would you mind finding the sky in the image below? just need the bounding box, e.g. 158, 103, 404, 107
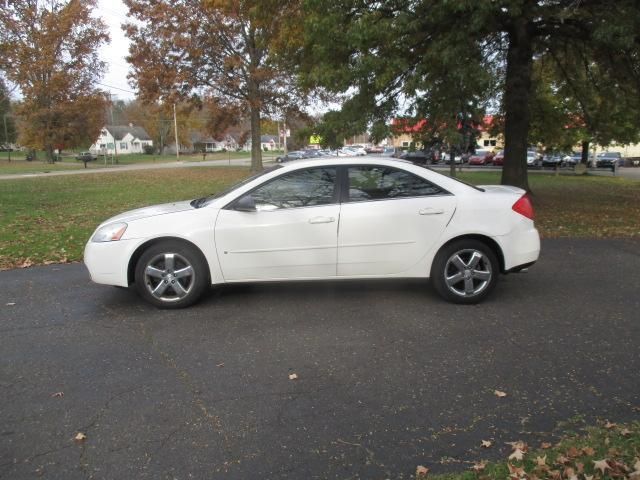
95, 0, 135, 101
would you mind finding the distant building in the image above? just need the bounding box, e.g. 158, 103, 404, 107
90, 124, 153, 155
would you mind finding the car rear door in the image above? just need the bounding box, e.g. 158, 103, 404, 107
337, 165, 456, 276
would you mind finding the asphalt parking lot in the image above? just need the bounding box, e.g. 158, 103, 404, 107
1, 238, 639, 479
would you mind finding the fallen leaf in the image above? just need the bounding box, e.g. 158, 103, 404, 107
509, 448, 525, 461
494, 390, 507, 398
506, 441, 528, 452
593, 459, 610, 474
555, 455, 570, 465
564, 467, 576, 479
536, 455, 547, 466
6, 302, 16, 306
634, 458, 640, 472
576, 462, 584, 473
481, 440, 492, 448
541, 442, 553, 449
548, 469, 562, 480
416, 465, 429, 477
472, 461, 487, 472
584, 476, 594, 480
567, 446, 580, 458
216, 363, 224, 368
50, 392, 64, 398
288, 373, 298, 380
604, 421, 617, 429
74, 432, 86, 443
620, 428, 632, 436
582, 447, 596, 456
20, 259, 33, 268
508, 463, 525, 478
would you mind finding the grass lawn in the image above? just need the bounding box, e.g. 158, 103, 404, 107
0, 168, 639, 269
426, 420, 640, 480
0, 150, 282, 175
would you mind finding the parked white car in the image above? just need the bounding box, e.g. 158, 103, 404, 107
85, 158, 540, 308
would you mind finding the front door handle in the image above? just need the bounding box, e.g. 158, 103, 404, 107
309, 216, 336, 224
419, 208, 444, 215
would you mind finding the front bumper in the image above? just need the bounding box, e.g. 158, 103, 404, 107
84, 239, 137, 287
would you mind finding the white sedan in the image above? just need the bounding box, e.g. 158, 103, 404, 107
84, 158, 540, 308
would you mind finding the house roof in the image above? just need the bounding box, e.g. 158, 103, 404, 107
104, 125, 152, 141
261, 135, 278, 143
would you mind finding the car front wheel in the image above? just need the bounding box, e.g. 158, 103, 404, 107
431, 240, 499, 304
134, 240, 209, 309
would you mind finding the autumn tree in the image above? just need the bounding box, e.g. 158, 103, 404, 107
0, 0, 109, 162
124, 0, 302, 171
0, 78, 17, 148
300, 0, 640, 190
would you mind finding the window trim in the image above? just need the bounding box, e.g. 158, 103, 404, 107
339, 165, 452, 204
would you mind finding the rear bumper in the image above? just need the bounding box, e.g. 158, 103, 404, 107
496, 225, 541, 272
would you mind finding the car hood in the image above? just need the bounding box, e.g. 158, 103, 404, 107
100, 200, 194, 226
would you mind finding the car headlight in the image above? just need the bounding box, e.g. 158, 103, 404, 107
92, 222, 128, 242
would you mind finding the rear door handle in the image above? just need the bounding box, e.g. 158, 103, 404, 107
309, 216, 336, 224
419, 208, 444, 215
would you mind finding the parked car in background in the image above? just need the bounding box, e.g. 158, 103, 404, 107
468, 150, 494, 165
276, 151, 307, 163
343, 146, 367, 156
365, 145, 384, 154
492, 150, 504, 166
76, 152, 97, 163
563, 152, 583, 166
399, 150, 431, 164
526, 151, 539, 167
84, 157, 540, 308
441, 152, 464, 164
596, 152, 623, 168
541, 152, 566, 167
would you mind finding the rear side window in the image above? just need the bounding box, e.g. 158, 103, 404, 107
347, 166, 445, 202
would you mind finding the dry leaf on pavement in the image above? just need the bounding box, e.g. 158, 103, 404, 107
416, 465, 429, 477
288, 373, 298, 380
50, 392, 64, 398
74, 432, 86, 443
494, 390, 507, 398
481, 440, 492, 448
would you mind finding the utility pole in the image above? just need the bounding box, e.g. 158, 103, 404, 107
173, 103, 179, 160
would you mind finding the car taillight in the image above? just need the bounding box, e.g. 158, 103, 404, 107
512, 194, 535, 220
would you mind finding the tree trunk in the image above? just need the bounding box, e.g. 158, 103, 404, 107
250, 103, 263, 172
449, 145, 456, 177
501, 18, 534, 191
581, 140, 590, 164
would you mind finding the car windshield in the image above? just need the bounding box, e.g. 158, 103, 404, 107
190, 165, 283, 208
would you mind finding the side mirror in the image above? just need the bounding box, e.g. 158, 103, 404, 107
234, 194, 256, 212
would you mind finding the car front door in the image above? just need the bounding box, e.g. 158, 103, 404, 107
337, 165, 456, 276
215, 167, 340, 281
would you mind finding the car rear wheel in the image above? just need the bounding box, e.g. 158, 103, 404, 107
431, 240, 499, 304
134, 240, 209, 309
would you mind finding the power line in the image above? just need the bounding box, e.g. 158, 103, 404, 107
96, 82, 135, 94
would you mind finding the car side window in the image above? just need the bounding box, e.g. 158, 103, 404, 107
347, 166, 445, 202
250, 167, 337, 211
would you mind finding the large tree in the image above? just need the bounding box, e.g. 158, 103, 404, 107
0, 78, 17, 148
300, 0, 640, 190
124, 0, 301, 171
0, 0, 109, 161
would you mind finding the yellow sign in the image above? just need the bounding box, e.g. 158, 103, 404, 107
309, 135, 322, 145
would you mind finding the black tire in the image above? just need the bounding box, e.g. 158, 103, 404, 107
431, 239, 499, 304
134, 240, 209, 309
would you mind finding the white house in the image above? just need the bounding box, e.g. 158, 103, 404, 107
90, 125, 153, 155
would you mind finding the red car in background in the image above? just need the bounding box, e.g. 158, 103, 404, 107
468, 150, 495, 165
492, 150, 504, 166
